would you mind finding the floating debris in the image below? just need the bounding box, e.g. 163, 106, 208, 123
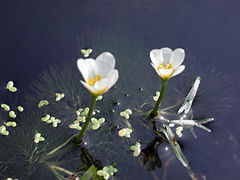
38, 100, 49, 108
34, 133, 45, 143
55, 93, 65, 101
81, 48, 92, 58
153, 91, 160, 101
130, 142, 141, 157
118, 128, 132, 138
91, 117, 105, 130
9, 111, 16, 118
1, 104, 10, 111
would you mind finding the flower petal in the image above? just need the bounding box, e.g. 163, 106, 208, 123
77, 58, 96, 82
81, 81, 98, 94
161, 47, 173, 65
150, 49, 163, 67
172, 65, 185, 77
106, 69, 119, 90
95, 52, 115, 77
170, 48, 185, 68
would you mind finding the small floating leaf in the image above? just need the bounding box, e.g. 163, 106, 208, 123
1, 104, 10, 111
17, 106, 24, 112
9, 86, 17, 92
96, 95, 103, 101
6, 81, 14, 89
118, 128, 132, 138
6, 121, 17, 127
9, 111, 16, 118
34, 132, 45, 143
81, 48, 92, 58
153, 91, 160, 101
38, 100, 49, 108
130, 142, 141, 157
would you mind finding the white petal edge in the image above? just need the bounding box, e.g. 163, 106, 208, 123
170, 48, 185, 68
172, 65, 185, 77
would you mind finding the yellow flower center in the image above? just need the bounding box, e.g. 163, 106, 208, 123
157, 63, 172, 71
157, 64, 175, 79
88, 75, 101, 86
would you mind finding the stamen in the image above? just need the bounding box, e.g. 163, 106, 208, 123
157, 63, 172, 70
88, 75, 101, 86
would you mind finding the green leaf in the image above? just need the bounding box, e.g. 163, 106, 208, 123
17, 106, 24, 112
161, 124, 190, 168
9, 86, 17, 92
81, 165, 102, 180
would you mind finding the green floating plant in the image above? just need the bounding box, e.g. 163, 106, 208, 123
0, 125, 9, 136
38, 100, 49, 108
130, 142, 141, 157
97, 165, 118, 180
34, 133, 45, 144
91, 117, 105, 130
153, 91, 160, 101
9, 111, 16, 118
55, 93, 65, 101
6, 81, 17, 92
17, 105, 24, 112
69, 122, 82, 130
175, 126, 183, 137
81, 107, 89, 116
41, 115, 61, 127
6, 121, 17, 127
120, 109, 132, 120
96, 95, 103, 101
1, 103, 10, 111
81, 48, 92, 58
118, 128, 132, 138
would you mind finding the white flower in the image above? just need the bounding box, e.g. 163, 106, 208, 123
150, 47, 185, 80
77, 52, 119, 95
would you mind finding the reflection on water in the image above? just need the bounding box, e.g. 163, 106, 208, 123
0, 29, 238, 180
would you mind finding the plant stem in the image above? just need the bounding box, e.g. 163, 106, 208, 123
150, 80, 168, 117
74, 95, 97, 145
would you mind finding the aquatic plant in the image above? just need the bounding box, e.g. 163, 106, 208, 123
150, 47, 185, 117
74, 52, 119, 144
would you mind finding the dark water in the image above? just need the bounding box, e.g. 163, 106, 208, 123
0, 1, 240, 180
